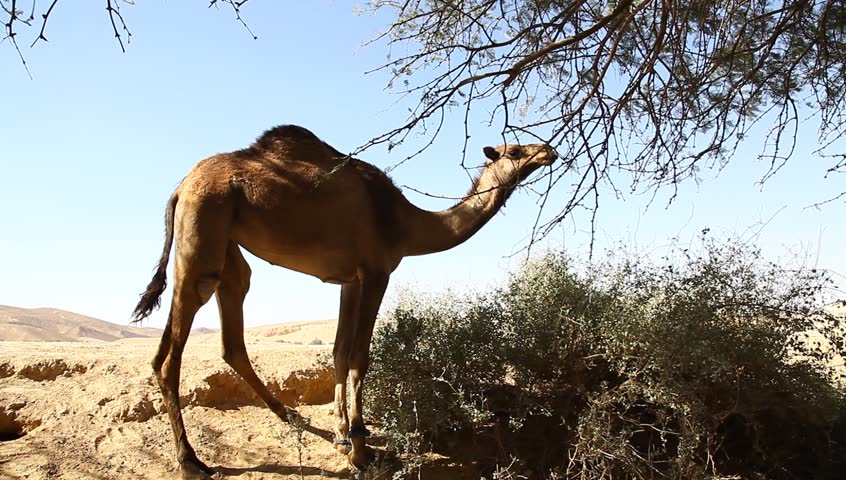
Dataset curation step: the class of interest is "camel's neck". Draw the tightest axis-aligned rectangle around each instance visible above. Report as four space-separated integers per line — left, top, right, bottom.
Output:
401 167 516 257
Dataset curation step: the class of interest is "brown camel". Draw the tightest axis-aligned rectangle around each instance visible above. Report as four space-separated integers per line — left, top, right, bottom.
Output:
132 125 557 479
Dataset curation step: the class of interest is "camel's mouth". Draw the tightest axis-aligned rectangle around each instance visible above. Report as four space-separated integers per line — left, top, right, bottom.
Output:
537 149 558 166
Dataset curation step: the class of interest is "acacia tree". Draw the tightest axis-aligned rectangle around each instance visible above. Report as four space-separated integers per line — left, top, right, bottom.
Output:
360 0 846 240
6 0 845 239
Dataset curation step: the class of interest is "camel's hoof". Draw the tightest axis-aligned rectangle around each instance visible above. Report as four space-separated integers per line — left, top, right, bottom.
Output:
179 459 214 480
348 447 373 472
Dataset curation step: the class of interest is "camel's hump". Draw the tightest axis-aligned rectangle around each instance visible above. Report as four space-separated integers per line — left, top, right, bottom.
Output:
252 124 346 158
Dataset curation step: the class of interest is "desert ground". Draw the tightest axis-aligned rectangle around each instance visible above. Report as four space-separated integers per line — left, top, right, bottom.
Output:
0 307 432 480
2 305 843 480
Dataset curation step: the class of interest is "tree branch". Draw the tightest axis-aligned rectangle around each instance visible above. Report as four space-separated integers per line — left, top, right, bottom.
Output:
29 0 57 47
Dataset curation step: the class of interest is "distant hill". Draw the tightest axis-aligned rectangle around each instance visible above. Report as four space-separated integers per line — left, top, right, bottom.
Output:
0 306 161 342
0 305 338 344
189 319 338 345
244 319 338 345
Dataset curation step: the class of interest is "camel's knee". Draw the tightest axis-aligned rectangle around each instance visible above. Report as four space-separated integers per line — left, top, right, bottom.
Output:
348 371 360 389
221 346 246 369
349 366 368 385
348 370 366 409
219 323 248 367
151 352 166 375
152 342 169 374
152 318 173 373
220 341 254 375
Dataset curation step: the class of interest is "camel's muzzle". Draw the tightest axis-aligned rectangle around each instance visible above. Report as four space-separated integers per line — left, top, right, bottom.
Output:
538 148 558 166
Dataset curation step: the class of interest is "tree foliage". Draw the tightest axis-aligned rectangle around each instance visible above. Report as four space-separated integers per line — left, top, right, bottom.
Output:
362 0 846 237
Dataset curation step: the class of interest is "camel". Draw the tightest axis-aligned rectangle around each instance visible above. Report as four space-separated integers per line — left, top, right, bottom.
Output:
131 124 557 479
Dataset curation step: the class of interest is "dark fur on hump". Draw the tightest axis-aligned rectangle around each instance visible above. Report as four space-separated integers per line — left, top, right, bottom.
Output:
231 124 343 159
244 124 406 244
254 125 347 157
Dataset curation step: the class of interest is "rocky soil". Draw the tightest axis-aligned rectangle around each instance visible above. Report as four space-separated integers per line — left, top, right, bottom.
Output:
0 336 365 480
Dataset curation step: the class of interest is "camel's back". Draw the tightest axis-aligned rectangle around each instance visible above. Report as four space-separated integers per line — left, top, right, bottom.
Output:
170 125 409 279
176 125 407 247
178 125 352 201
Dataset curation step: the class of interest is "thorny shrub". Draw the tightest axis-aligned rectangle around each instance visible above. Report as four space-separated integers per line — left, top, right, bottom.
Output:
366 239 846 479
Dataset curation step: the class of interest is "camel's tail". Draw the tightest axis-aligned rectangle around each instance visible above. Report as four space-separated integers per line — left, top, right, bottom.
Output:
131 193 178 324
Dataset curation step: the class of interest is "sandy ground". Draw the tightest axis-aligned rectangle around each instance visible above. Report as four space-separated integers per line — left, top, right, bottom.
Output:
3 309 840 480
0 336 379 480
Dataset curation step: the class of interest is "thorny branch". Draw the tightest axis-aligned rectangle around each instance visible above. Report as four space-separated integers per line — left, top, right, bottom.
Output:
209 0 257 40
361 0 846 245
29 0 56 47
106 0 131 53
2 0 33 77
3 0 255 68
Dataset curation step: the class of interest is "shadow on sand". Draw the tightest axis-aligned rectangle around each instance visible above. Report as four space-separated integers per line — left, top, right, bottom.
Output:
214 463 350 478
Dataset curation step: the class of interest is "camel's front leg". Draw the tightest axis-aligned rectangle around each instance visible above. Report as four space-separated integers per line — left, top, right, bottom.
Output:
332 282 361 452
346 272 389 471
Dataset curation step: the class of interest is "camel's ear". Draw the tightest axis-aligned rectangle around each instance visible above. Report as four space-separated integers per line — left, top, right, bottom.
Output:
483 146 500 161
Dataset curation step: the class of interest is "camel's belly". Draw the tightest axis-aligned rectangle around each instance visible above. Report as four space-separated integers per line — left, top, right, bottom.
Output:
229 206 395 284
235 238 360 285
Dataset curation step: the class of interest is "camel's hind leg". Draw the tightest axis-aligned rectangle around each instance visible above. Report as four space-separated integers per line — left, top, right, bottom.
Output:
216 241 296 422
153 200 231 480
154 274 222 479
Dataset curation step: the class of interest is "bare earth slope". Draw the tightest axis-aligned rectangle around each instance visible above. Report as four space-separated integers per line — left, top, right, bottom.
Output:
0 310 398 480
0 337 355 480
0 306 161 342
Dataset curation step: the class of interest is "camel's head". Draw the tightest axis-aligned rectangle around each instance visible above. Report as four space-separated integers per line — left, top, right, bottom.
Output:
482 143 558 181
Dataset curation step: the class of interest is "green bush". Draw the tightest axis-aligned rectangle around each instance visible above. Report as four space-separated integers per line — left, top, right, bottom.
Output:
367 291 507 439
367 239 846 479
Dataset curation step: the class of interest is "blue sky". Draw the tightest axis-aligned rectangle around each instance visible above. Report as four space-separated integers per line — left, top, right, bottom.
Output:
2 1 843 330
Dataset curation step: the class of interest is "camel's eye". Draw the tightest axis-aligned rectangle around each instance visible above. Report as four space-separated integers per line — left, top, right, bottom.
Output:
507 146 523 158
